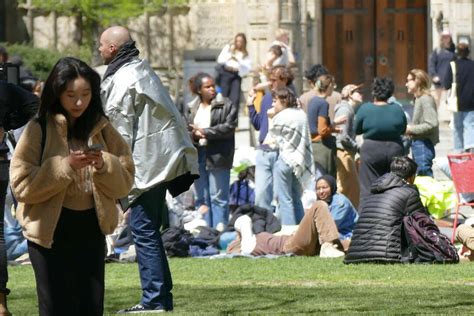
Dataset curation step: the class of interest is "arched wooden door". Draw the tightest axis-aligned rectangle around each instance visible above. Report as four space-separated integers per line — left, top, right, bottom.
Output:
322 0 427 101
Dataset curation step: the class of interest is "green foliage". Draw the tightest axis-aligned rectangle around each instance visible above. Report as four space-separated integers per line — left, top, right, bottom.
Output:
3 43 92 80
8 257 474 314
19 0 189 25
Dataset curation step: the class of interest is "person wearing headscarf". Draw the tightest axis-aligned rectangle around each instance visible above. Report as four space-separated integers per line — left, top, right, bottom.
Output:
316 175 358 241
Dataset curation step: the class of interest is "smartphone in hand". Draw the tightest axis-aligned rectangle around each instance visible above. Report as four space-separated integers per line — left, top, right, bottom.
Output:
85 144 104 152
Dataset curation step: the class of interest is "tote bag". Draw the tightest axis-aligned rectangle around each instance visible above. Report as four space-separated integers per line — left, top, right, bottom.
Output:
446 61 458 112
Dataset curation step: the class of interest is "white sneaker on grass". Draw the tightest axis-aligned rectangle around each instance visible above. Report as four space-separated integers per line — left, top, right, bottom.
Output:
234 215 257 255
320 242 345 258
117 303 167 314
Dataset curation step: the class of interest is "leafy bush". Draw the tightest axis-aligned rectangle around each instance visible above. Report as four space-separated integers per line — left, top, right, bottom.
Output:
2 43 92 80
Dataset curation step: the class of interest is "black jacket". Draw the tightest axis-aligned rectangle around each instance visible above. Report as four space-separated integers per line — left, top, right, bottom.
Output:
187 95 238 170
344 173 426 264
227 205 281 235
0 81 39 131
444 57 474 112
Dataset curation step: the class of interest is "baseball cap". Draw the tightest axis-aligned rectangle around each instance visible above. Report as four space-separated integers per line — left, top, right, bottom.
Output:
341 84 363 99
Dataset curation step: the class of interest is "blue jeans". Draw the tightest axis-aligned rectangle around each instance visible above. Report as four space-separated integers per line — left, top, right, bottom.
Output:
254 149 278 211
0 161 9 294
194 147 230 229
453 111 474 152
130 184 173 310
411 139 435 177
273 158 304 225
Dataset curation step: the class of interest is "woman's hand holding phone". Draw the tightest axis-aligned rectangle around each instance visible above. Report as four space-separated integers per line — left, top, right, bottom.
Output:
84 144 104 169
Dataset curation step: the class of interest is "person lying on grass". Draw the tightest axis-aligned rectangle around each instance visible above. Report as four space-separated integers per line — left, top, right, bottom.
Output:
227 201 345 258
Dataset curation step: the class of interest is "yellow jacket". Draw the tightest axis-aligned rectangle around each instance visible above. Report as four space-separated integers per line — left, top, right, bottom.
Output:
10 114 135 248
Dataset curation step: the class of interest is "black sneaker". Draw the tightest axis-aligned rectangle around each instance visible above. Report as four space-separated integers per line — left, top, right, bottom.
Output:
117 304 167 314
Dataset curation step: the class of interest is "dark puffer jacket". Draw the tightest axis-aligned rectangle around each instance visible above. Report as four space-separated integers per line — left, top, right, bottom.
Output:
344 172 425 264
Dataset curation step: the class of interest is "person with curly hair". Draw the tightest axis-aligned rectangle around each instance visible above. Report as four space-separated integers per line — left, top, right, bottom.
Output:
355 78 407 205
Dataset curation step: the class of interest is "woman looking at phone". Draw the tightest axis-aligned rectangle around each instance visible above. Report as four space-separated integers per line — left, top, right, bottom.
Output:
10 57 134 316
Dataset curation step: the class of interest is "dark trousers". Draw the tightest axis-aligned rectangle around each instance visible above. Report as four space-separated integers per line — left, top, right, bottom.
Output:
0 161 9 295
219 69 242 108
130 184 173 310
28 208 105 316
312 136 337 178
359 139 404 206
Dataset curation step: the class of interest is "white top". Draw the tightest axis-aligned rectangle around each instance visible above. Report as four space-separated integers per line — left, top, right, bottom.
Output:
270 40 296 66
217 44 252 77
193 103 211 146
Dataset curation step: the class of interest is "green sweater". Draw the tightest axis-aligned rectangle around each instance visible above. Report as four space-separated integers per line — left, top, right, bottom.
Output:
409 94 439 144
355 102 407 141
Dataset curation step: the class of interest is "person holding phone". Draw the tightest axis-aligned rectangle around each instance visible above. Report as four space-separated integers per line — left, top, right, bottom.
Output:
9 57 134 316
186 72 238 231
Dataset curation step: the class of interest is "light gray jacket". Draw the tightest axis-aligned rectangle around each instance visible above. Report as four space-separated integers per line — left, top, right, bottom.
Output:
334 100 359 153
101 58 198 205
410 94 439 145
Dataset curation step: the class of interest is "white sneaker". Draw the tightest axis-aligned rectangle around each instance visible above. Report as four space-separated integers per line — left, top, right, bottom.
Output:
320 242 345 258
234 215 256 255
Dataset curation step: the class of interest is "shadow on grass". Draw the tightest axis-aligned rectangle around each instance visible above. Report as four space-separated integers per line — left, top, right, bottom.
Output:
105 284 474 314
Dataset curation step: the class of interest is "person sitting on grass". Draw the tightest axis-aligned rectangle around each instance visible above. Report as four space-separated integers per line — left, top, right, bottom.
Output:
344 156 426 264
227 201 345 258
456 219 474 261
316 175 358 249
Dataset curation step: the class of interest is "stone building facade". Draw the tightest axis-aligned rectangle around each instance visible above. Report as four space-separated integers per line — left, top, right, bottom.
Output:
2 0 474 96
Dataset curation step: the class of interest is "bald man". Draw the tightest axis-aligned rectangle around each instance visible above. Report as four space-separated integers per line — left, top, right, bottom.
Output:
99 26 198 313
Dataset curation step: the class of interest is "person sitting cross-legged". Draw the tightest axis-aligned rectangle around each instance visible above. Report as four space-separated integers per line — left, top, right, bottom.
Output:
227 201 345 258
344 156 427 264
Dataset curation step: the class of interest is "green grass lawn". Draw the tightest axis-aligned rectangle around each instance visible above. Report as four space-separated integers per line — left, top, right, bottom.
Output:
8 257 474 315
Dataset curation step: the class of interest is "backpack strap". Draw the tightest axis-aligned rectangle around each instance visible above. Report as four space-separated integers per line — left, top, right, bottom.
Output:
245 180 250 204
237 180 241 204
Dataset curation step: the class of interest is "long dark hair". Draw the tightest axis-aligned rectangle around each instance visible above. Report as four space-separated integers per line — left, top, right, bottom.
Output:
38 57 106 140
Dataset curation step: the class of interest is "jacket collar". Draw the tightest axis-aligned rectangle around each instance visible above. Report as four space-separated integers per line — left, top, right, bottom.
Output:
50 113 108 138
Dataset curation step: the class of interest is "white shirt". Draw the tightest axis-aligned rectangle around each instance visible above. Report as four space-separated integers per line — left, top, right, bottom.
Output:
193 103 211 146
217 44 252 77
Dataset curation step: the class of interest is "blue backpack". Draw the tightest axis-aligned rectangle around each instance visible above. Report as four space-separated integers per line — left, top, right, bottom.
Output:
229 179 255 212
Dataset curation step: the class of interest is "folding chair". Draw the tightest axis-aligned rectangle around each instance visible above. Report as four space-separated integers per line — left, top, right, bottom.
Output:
447 153 474 242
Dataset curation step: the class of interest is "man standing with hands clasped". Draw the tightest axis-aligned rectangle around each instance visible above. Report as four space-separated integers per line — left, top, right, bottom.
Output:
99 26 199 313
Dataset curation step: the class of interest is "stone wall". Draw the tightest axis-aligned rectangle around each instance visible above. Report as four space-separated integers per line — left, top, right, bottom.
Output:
430 0 474 54
6 0 473 89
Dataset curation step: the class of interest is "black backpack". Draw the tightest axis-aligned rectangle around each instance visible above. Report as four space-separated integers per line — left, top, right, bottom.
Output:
161 227 194 257
403 211 459 264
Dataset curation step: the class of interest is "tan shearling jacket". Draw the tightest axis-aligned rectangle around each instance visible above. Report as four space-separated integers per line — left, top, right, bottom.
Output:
10 114 135 248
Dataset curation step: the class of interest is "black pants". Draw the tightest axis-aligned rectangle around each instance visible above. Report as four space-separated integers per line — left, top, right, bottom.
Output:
219 69 242 108
312 136 337 178
28 208 105 316
0 161 9 295
359 139 404 206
